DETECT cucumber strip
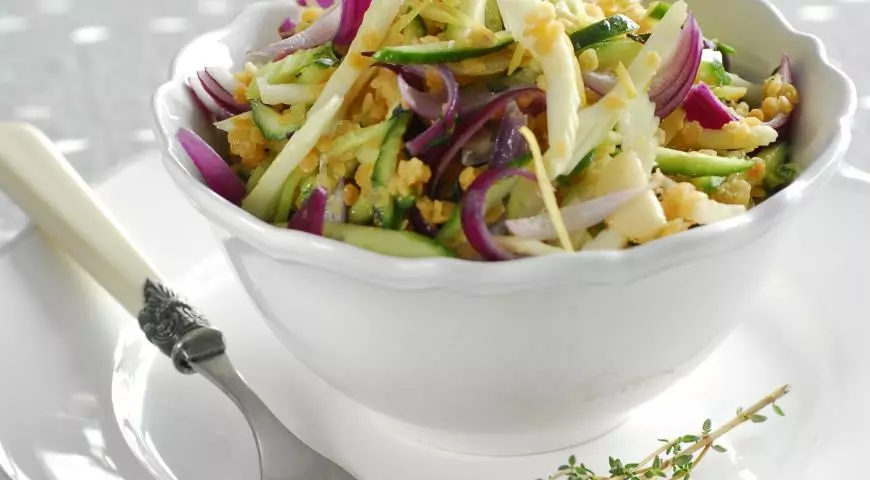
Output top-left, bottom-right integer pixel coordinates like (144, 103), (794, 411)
(656, 147), (755, 177)
(242, 95), (342, 219)
(296, 63), (335, 85)
(647, 1), (670, 20)
(756, 142), (791, 189)
(250, 101), (302, 140)
(330, 119), (391, 159)
(437, 154), (531, 245)
(484, 0), (504, 31)
(349, 197), (375, 224)
(689, 176), (726, 194)
(372, 109), (412, 229)
(765, 163), (801, 191)
(372, 110), (412, 187)
(323, 223), (454, 258)
(370, 31), (514, 64)
(273, 169), (310, 223)
(696, 50), (730, 87)
(568, 14), (640, 52)
(246, 160), (270, 193)
(268, 44), (338, 85)
(591, 39), (644, 70)
(437, 176), (519, 246)
(555, 150), (594, 187)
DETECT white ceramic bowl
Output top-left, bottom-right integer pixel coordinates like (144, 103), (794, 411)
(153, 0), (856, 456)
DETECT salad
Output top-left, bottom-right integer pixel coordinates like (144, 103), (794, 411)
(178, 0), (801, 261)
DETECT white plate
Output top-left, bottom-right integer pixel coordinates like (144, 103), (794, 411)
(2, 152), (870, 480)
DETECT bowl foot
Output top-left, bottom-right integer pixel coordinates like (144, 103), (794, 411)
(371, 411), (629, 457)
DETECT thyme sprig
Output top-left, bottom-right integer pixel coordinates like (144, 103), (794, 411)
(540, 384), (791, 480)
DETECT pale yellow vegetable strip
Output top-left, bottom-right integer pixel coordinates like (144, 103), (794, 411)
(558, 0), (688, 178)
(508, 43), (526, 75)
(519, 126), (573, 252)
(309, 0), (404, 114)
(498, 0), (584, 175)
(242, 96), (342, 218)
(337, 67), (377, 121)
(244, 0), (404, 219)
(392, 0), (430, 34)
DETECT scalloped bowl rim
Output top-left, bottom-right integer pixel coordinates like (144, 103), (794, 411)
(152, 0), (857, 292)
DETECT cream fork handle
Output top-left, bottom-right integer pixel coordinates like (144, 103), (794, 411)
(0, 122), (162, 316)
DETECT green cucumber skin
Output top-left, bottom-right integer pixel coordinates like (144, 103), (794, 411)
(250, 101), (302, 140)
(268, 44), (337, 85)
(349, 198), (375, 225)
(323, 223), (454, 258)
(484, 0), (504, 31)
(656, 147), (755, 177)
(569, 14), (639, 52)
(370, 31), (513, 65)
(757, 142), (797, 190)
(689, 176), (726, 194)
(373, 110), (412, 187)
(372, 109), (412, 229)
(591, 39), (644, 70)
(646, 2), (670, 20)
(436, 154), (532, 245)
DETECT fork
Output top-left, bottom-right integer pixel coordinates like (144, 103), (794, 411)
(0, 122), (356, 480)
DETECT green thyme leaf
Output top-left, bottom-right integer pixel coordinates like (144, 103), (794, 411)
(681, 435), (700, 443)
(712, 444), (728, 453)
(773, 404), (785, 417)
(673, 454), (693, 466)
(750, 414), (768, 423)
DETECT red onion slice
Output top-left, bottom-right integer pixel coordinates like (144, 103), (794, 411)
(490, 101), (528, 170)
(176, 128), (246, 205)
(650, 15), (695, 100)
(410, 205), (439, 237)
(429, 86), (544, 193)
(250, 5), (341, 60)
(460, 127), (496, 167)
(650, 14), (703, 119)
(398, 74), (443, 121)
(461, 168), (536, 261)
(764, 54), (794, 132)
(505, 185), (649, 240)
(683, 82), (740, 129)
(288, 186), (328, 235)
(404, 66), (461, 156)
(279, 17), (297, 39)
(205, 66), (240, 94)
(188, 76), (232, 120)
(197, 70), (250, 114)
(334, 0), (371, 45)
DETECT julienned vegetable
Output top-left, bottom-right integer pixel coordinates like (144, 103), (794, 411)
(176, 127), (246, 205)
(178, 0), (803, 262)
